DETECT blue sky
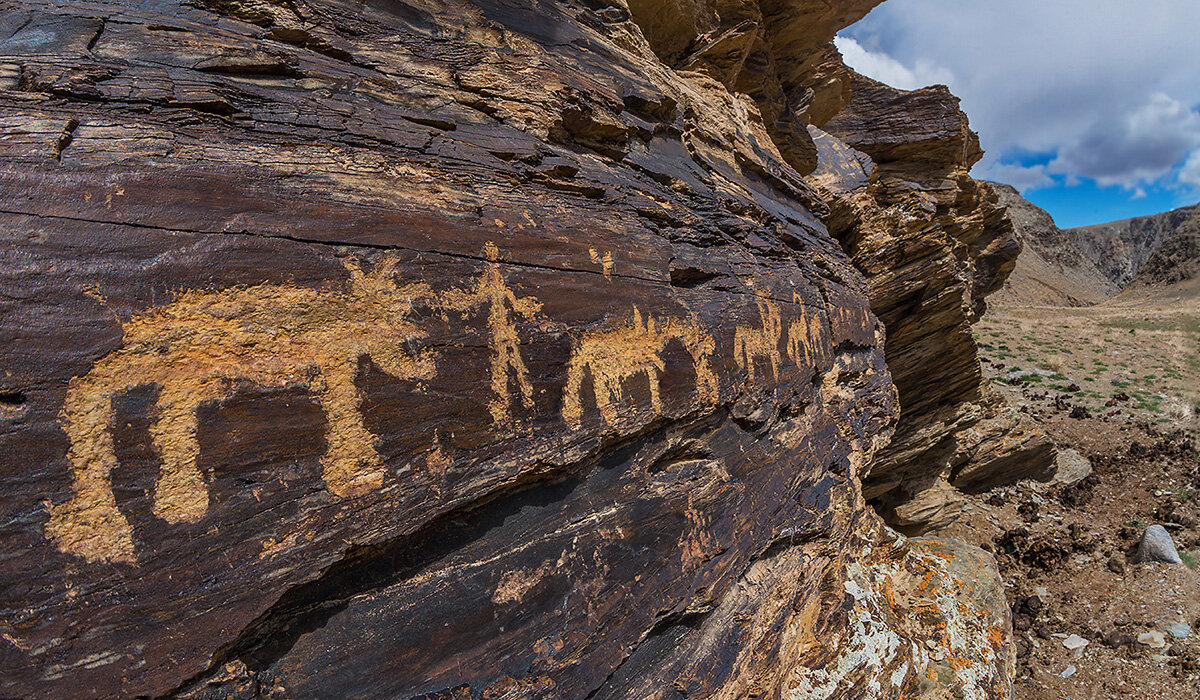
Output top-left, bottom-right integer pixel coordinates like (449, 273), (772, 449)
(836, 0), (1200, 229)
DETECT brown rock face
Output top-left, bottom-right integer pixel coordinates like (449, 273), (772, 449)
(626, 0), (879, 174)
(811, 73), (1053, 529)
(0, 0), (1013, 697)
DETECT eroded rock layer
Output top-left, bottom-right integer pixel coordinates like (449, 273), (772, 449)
(809, 73), (1053, 529)
(0, 0), (1013, 697)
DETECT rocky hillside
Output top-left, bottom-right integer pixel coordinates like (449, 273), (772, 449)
(1126, 206), (1200, 292)
(989, 184), (1199, 308)
(987, 183), (1117, 307)
(1071, 203), (1199, 289)
(0, 0), (1022, 697)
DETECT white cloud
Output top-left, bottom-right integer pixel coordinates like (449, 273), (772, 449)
(974, 160), (1052, 193)
(833, 36), (953, 92)
(1047, 93), (1200, 187)
(840, 0), (1200, 192)
(1179, 149), (1200, 188)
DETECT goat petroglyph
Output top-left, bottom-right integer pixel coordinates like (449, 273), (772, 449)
(562, 307), (717, 427)
(46, 257), (434, 563)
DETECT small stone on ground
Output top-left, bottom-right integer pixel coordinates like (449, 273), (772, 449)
(1134, 524), (1183, 564)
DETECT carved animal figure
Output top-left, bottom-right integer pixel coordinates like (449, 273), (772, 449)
(786, 291), (827, 370)
(46, 257), (434, 563)
(563, 307), (717, 427)
(734, 292), (783, 383)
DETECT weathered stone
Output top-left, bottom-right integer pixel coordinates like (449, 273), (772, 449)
(1062, 634), (1089, 651)
(1134, 524), (1184, 564)
(785, 536), (1014, 699)
(1054, 448), (1094, 486)
(0, 0), (1017, 697)
(1108, 554), (1128, 575)
(809, 72), (1052, 529)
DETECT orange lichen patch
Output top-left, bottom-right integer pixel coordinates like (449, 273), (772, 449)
(877, 570), (901, 611)
(563, 307), (717, 427)
(46, 255), (435, 564)
(948, 655), (974, 670)
(987, 623), (1006, 650)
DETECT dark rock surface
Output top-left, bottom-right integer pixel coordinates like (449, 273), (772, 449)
(0, 0), (1016, 697)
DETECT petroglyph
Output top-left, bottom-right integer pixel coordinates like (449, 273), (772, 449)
(46, 257), (434, 563)
(45, 243), (829, 566)
(563, 307), (717, 427)
(734, 290), (783, 383)
(588, 247), (614, 278)
(442, 242), (541, 428)
(786, 292), (827, 370)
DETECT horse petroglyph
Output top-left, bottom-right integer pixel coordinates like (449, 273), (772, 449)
(442, 242), (541, 428)
(562, 307), (717, 427)
(47, 256), (435, 563)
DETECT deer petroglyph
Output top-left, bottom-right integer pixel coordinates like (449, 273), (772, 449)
(46, 257), (435, 563)
(563, 307), (717, 427)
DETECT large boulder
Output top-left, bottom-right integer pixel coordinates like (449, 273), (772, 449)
(0, 0), (1013, 697)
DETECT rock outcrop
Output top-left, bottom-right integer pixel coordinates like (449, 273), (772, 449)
(0, 0), (1015, 697)
(807, 74), (1053, 529)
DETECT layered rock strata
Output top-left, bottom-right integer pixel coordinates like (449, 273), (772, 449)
(807, 73), (1054, 529)
(0, 0), (1014, 696)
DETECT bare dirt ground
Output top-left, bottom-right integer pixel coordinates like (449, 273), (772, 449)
(942, 297), (1200, 698)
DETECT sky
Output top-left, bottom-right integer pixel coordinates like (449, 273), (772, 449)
(836, 0), (1200, 228)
